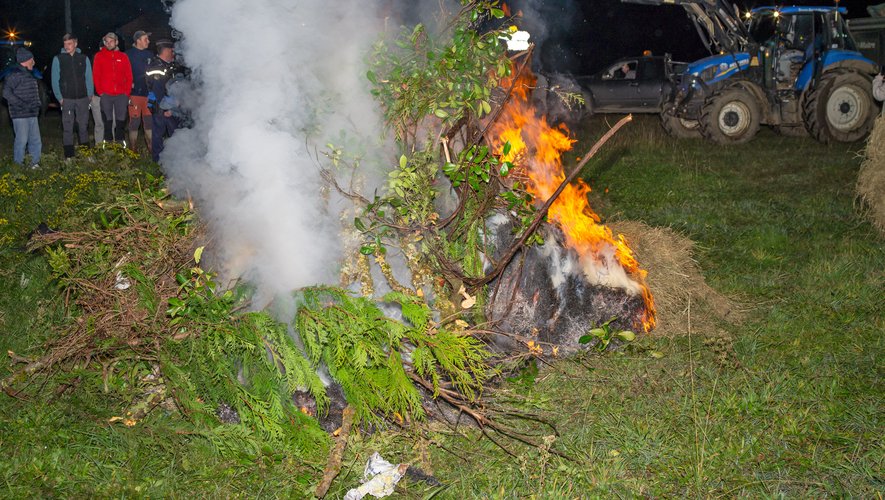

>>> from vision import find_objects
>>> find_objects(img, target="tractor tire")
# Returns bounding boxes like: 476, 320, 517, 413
660, 105, 701, 139
699, 88, 760, 145
803, 71, 877, 143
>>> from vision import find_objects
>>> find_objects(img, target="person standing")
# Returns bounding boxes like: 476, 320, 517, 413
51, 33, 93, 160
126, 30, 153, 153
90, 42, 104, 146
146, 41, 178, 162
2, 48, 42, 167
93, 32, 132, 145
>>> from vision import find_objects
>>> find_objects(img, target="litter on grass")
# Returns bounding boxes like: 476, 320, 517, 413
344, 452, 408, 500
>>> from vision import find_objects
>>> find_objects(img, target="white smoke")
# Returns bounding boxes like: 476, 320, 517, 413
161, 0, 394, 299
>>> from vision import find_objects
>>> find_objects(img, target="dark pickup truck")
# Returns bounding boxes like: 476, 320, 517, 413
571, 55, 700, 137
575, 55, 685, 114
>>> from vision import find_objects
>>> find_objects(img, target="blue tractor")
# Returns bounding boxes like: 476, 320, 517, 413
624, 0, 880, 144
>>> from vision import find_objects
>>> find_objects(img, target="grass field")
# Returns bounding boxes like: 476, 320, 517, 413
0, 113, 882, 497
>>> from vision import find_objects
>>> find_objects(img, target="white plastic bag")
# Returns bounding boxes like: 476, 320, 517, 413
343, 452, 408, 500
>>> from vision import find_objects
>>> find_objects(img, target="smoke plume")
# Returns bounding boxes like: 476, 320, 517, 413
161, 0, 395, 299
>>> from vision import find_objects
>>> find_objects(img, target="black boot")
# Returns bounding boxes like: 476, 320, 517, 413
63, 145, 75, 159
114, 121, 127, 147
103, 120, 115, 142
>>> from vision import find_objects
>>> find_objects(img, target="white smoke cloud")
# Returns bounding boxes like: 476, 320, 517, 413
161, 0, 395, 299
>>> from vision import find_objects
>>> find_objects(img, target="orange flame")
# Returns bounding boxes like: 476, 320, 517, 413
491, 71, 656, 332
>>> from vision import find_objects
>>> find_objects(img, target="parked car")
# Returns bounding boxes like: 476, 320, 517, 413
566, 55, 699, 137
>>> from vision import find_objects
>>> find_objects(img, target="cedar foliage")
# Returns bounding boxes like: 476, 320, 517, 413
296, 287, 489, 423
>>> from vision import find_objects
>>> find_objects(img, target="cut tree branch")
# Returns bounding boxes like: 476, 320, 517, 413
315, 405, 355, 498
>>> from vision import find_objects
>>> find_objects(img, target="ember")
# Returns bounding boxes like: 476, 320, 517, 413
487, 69, 655, 342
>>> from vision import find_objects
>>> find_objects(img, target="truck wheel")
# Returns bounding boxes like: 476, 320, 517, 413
803, 71, 876, 143
660, 105, 701, 139
700, 88, 760, 145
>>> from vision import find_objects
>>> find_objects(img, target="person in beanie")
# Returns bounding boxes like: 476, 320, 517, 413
2, 48, 42, 167
51, 33, 94, 159
126, 30, 153, 153
146, 41, 178, 162
93, 32, 132, 145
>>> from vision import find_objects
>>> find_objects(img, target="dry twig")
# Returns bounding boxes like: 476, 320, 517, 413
315, 405, 356, 498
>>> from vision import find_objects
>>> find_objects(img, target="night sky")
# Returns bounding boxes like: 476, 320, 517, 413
0, 0, 877, 77
0, 0, 168, 67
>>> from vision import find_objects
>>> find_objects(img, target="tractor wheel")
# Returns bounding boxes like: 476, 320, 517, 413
803, 71, 877, 143
699, 88, 760, 145
660, 105, 701, 139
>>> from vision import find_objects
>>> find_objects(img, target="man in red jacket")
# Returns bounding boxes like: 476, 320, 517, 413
92, 32, 132, 145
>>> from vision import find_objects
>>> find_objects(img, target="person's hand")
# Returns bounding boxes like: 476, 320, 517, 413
164, 110, 172, 117
59, 99, 64, 107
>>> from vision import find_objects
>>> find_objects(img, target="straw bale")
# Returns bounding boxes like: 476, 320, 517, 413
610, 221, 744, 337
858, 114, 885, 236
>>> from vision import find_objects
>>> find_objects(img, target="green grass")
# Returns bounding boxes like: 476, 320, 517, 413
1, 114, 882, 497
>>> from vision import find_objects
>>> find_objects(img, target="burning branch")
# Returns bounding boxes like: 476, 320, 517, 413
466, 114, 634, 288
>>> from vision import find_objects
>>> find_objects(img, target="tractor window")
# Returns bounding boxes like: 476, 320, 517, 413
785, 14, 814, 50
829, 14, 857, 51
749, 12, 778, 45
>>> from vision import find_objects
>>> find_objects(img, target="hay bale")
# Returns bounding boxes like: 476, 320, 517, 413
858, 114, 885, 236
609, 221, 744, 337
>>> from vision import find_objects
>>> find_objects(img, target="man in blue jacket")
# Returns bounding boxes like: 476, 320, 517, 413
51, 33, 94, 159
146, 41, 178, 163
126, 30, 153, 153
2, 48, 42, 167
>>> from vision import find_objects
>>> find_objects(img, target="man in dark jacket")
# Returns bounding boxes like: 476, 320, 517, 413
51, 33, 94, 159
2, 48, 42, 167
93, 32, 132, 145
146, 41, 178, 163
126, 30, 153, 153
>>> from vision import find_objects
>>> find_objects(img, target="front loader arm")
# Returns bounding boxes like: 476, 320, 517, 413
621, 0, 749, 54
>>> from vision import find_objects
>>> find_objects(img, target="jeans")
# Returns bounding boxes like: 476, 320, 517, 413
12, 117, 42, 166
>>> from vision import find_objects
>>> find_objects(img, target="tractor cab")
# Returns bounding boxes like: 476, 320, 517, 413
748, 7, 860, 92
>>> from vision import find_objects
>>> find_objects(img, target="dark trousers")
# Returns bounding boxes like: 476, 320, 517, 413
100, 94, 128, 143
61, 97, 90, 156
151, 111, 178, 163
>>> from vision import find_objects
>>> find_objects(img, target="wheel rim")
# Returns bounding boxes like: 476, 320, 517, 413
826, 85, 866, 132
679, 118, 699, 130
718, 101, 751, 136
